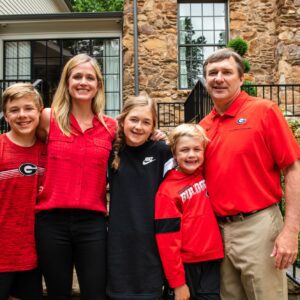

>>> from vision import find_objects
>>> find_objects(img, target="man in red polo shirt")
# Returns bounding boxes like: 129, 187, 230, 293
200, 48, 300, 300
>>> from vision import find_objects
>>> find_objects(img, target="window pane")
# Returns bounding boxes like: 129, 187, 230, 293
215, 3, 225, 16
104, 75, 119, 92
92, 40, 104, 56
215, 17, 225, 30
105, 39, 119, 56
76, 39, 91, 54
191, 17, 202, 30
203, 17, 214, 30
180, 17, 193, 31
203, 46, 215, 59
192, 32, 206, 45
19, 58, 31, 76
203, 31, 214, 44
179, 31, 188, 44
62, 40, 77, 56
179, 4, 190, 16
215, 31, 226, 44
18, 42, 30, 57
190, 46, 204, 61
5, 42, 18, 58
180, 47, 186, 60
46, 40, 61, 58
191, 4, 202, 16
180, 60, 187, 75
5, 59, 17, 77
32, 41, 46, 57
105, 57, 119, 73
203, 3, 213, 16
180, 74, 188, 89
95, 57, 104, 72
105, 92, 120, 111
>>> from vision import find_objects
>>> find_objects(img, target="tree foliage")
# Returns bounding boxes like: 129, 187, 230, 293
70, 0, 124, 12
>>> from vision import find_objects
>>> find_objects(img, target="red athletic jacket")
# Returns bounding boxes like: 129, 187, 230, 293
155, 169, 224, 288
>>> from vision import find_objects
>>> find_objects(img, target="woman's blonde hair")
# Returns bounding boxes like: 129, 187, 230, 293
51, 53, 106, 136
168, 123, 209, 154
2, 82, 43, 113
111, 91, 157, 170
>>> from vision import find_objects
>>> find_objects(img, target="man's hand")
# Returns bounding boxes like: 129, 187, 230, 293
174, 284, 190, 300
273, 160, 300, 269
271, 227, 299, 269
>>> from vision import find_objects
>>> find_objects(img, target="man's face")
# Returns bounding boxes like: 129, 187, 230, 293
205, 56, 244, 107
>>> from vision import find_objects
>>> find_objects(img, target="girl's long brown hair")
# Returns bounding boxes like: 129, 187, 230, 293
111, 91, 157, 170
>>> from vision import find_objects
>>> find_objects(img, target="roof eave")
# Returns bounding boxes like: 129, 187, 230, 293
0, 12, 123, 22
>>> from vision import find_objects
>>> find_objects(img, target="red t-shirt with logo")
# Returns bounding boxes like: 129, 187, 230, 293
0, 134, 46, 272
200, 91, 300, 216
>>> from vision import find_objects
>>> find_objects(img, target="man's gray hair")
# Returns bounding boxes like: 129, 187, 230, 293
203, 48, 245, 78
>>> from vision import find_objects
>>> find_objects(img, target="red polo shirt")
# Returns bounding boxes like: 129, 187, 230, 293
200, 91, 300, 216
36, 113, 116, 213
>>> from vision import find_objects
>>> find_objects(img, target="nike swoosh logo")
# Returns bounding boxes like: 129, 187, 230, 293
142, 159, 156, 165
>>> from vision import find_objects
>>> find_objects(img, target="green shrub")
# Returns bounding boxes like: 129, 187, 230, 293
227, 37, 248, 57
242, 80, 257, 97
243, 58, 251, 73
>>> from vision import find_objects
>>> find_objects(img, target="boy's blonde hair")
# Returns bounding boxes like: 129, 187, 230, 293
51, 53, 106, 136
168, 123, 209, 154
2, 82, 43, 113
111, 91, 157, 170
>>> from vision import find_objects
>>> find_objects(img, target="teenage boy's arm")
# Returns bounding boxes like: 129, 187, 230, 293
271, 159, 300, 269
155, 191, 186, 289
37, 108, 51, 142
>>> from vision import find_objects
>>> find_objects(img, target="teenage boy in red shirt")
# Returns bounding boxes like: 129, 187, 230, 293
155, 124, 223, 300
0, 83, 45, 300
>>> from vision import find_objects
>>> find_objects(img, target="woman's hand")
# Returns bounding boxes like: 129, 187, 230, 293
150, 129, 168, 141
174, 284, 190, 300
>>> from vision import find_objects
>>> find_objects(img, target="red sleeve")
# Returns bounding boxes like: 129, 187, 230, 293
264, 104, 300, 169
155, 191, 186, 288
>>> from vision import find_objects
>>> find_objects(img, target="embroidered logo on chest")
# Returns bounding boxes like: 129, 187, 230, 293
236, 118, 247, 125
142, 157, 156, 166
19, 163, 38, 176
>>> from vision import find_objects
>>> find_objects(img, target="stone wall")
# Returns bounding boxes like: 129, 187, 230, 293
123, 0, 188, 105
276, 0, 300, 85
123, 0, 300, 107
229, 0, 278, 83
230, 0, 300, 85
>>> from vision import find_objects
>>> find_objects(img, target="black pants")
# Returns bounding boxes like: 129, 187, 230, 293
164, 260, 221, 300
0, 268, 42, 300
35, 209, 107, 300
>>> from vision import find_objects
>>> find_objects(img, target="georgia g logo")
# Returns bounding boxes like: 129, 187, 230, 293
19, 163, 38, 176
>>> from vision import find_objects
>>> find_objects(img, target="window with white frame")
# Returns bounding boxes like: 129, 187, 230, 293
4, 38, 121, 117
178, 1, 228, 89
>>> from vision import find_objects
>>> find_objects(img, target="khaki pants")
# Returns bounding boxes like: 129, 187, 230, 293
219, 204, 288, 300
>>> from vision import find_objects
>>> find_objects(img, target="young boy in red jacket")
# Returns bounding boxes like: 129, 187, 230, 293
0, 83, 45, 300
155, 124, 224, 300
